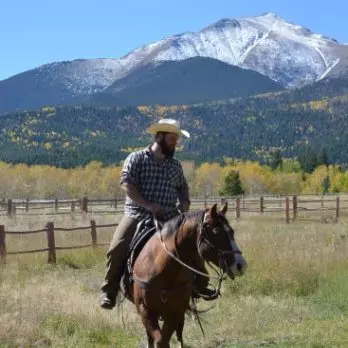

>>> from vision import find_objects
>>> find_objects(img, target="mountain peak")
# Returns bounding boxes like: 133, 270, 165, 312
259, 12, 281, 19
1, 12, 348, 114
204, 18, 241, 31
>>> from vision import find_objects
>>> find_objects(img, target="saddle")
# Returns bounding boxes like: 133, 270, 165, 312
120, 213, 218, 302
121, 217, 158, 298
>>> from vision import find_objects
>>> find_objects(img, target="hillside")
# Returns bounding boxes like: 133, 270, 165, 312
1, 77, 348, 167
0, 60, 125, 114
88, 57, 282, 106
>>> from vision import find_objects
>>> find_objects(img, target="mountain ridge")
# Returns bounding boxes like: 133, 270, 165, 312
1, 12, 348, 114
88, 56, 283, 106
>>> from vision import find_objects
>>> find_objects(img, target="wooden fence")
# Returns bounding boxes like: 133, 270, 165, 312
0, 194, 345, 218
0, 195, 346, 223
0, 220, 117, 264
0, 194, 346, 264
194, 195, 342, 223
0, 197, 120, 217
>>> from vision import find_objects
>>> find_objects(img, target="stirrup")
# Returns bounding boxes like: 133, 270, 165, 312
193, 287, 220, 301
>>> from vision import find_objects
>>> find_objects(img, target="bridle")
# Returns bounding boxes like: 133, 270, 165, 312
198, 216, 241, 278
158, 210, 242, 299
127, 210, 242, 338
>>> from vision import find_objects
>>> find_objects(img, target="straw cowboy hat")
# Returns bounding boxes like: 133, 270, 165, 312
146, 119, 190, 138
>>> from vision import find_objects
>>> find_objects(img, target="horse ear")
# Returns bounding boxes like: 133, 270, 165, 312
220, 202, 228, 215
204, 203, 218, 224
210, 203, 218, 218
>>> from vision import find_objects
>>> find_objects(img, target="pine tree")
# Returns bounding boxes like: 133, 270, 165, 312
219, 170, 244, 196
270, 149, 283, 170
298, 146, 318, 173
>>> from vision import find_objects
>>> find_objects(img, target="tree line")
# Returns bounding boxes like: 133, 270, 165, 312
0, 157, 347, 200
1, 86, 348, 167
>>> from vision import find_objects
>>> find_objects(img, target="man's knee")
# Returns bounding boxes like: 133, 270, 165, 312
108, 216, 138, 250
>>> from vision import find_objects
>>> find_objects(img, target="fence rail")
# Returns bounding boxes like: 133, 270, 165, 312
0, 194, 346, 216
0, 197, 120, 217
0, 220, 117, 264
0, 194, 346, 264
0, 195, 345, 222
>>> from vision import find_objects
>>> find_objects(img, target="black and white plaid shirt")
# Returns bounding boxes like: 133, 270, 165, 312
120, 146, 190, 222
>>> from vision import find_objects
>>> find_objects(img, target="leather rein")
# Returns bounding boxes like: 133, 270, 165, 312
131, 211, 241, 300
157, 211, 241, 299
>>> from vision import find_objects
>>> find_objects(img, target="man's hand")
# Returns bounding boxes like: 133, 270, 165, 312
145, 202, 165, 215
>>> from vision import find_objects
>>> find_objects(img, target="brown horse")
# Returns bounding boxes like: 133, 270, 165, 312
123, 203, 247, 347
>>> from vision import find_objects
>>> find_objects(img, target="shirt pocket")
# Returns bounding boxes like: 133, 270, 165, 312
166, 166, 180, 191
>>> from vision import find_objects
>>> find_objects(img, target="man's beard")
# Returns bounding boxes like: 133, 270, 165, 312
158, 138, 175, 158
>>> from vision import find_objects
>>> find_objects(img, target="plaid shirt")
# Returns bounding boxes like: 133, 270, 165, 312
120, 146, 190, 222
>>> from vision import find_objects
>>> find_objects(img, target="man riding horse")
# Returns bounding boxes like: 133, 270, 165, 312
100, 119, 215, 309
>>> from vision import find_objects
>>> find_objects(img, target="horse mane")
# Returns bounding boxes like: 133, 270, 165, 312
161, 209, 205, 238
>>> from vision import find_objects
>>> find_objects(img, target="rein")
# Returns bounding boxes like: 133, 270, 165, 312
132, 211, 238, 298
131, 211, 237, 338
158, 231, 222, 280
157, 210, 241, 301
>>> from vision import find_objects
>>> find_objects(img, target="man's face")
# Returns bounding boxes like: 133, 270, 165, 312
158, 132, 179, 158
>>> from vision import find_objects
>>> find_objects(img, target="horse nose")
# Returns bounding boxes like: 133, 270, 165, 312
237, 263, 243, 272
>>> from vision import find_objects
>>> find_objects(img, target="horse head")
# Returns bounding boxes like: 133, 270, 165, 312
198, 203, 247, 278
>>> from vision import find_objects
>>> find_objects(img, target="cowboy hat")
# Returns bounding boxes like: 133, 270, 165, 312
146, 119, 190, 138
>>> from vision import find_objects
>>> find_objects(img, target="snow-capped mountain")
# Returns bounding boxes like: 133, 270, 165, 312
35, 59, 129, 94
1, 12, 348, 113
120, 12, 347, 87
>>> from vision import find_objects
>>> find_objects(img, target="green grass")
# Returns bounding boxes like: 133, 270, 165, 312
311, 268, 348, 319
38, 314, 139, 348
2, 214, 348, 347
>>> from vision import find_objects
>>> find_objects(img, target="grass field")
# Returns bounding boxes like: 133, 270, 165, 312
1, 207, 348, 347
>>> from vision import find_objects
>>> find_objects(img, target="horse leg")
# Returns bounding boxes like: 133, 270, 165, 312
175, 316, 185, 348
157, 314, 185, 348
140, 310, 162, 348
146, 335, 154, 348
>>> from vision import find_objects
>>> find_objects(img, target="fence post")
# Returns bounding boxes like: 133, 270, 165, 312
114, 198, 117, 209
236, 197, 241, 220
220, 197, 226, 205
336, 196, 340, 222
46, 222, 56, 264
55, 198, 59, 213
293, 195, 297, 221
260, 196, 264, 214
7, 199, 12, 218
204, 195, 207, 208
0, 225, 6, 264
90, 220, 97, 247
285, 197, 290, 224
82, 197, 88, 213
26, 199, 29, 212
71, 201, 75, 213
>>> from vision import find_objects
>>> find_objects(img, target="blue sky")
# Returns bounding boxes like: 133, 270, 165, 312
1, 0, 346, 80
